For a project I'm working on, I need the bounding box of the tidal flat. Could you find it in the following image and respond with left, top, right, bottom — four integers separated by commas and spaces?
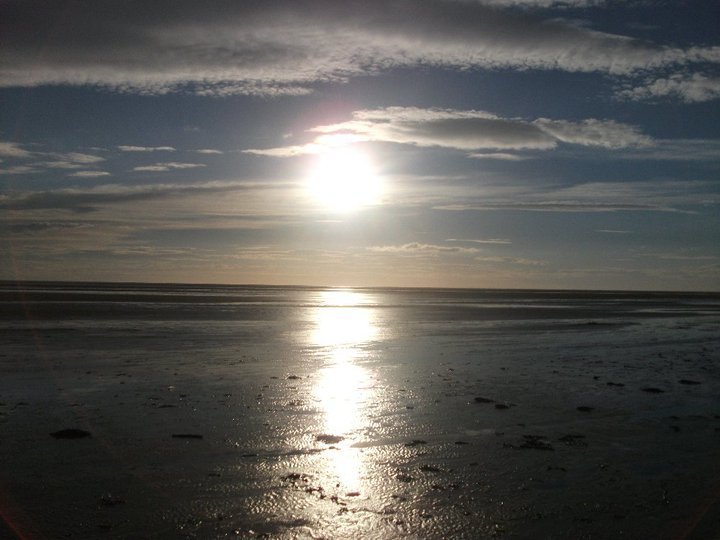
1, 283, 719, 539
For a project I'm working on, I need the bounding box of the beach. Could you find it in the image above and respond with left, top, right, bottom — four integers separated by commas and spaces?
1, 282, 720, 539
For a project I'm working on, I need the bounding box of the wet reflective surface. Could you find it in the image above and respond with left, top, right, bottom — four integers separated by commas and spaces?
311, 290, 378, 494
1, 284, 720, 538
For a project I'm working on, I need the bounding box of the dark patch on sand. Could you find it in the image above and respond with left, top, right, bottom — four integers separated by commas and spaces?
50, 428, 91, 439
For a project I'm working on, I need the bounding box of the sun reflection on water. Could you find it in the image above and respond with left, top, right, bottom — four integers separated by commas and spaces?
311, 290, 379, 492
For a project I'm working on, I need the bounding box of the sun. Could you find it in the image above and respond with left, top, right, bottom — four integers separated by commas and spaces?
306, 147, 382, 212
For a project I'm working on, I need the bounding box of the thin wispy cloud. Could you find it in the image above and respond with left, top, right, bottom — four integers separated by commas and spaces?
433, 179, 716, 214
368, 243, 481, 256
0, 181, 292, 213
68, 171, 111, 178
468, 153, 530, 161
118, 145, 176, 152
474, 256, 545, 267
132, 162, 206, 172
447, 238, 513, 245
0, 165, 36, 175
0, 141, 33, 158
0, 144, 106, 176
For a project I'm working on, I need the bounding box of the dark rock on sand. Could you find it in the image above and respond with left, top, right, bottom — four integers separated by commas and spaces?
419, 464, 441, 473
642, 387, 665, 394
404, 439, 427, 447
577, 406, 594, 412
99, 493, 125, 507
282, 472, 311, 483
679, 379, 701, 385
474, 396, 495, 404
50, 428, 91, 439
520, 435, 554, 451
495, 402, 512, 410
171, 433, 203, 439
558, 434, 588, 447
315, 434, 344, 444
606, 382, 625, 387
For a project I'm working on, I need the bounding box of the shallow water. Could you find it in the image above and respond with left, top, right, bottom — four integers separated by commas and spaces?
1, 283, 720, 538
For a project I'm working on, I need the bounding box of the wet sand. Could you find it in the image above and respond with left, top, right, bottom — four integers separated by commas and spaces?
1, 284, 720, 539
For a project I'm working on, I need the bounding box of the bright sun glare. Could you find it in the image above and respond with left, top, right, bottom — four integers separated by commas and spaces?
306, 147, 382, 212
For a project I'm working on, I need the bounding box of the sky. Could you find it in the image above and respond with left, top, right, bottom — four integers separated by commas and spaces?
1, 0, 719, 291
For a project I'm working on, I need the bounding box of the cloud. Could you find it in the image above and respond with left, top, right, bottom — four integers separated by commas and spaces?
475, 256, 545, 267
68, 171, 111, 178
0, 145, 107, 176
39, 153, 106, 170
532, 118, 652, 149
243, 143, 323, 158
1, 0, 717, 94
479, 0, 605, 5
4, 220, 94, 234
468, 152, 529, 161
0, 141, 32, 158
618, 73, 720, 103
132, 162, 206, 172
368, 243, 481, 255
118, 145, 176, 152
245, 107, 652, 155
58, 152, 105, 164
435, 179, 713, 213
0, 181, 286, 212
0, 165, 37, 175
437, 201, 670, 212
446, 238, 512, 245
40, 161, 86, 170
618, 139, 720, 161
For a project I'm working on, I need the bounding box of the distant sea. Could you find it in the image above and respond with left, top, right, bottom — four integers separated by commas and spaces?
1, 281, 720, 539
3, 280, 719, 323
